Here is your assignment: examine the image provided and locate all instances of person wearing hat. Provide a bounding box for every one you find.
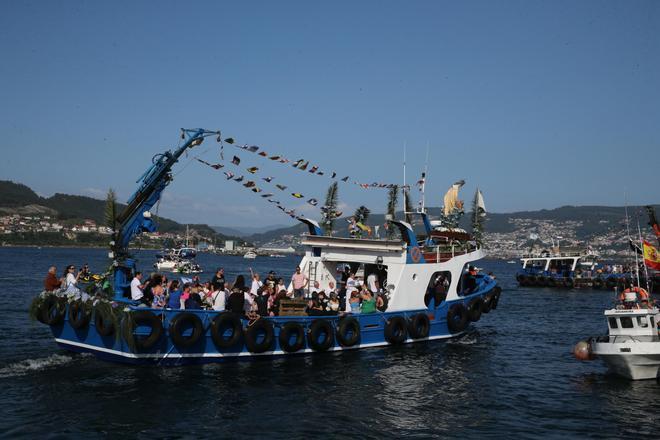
[464,266,478,294]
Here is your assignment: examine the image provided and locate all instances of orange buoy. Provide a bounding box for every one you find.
[573,340,594,361]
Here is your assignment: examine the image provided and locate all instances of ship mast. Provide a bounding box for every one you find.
[420,142,430,213]
[624,199,640,288]
[637,216,651,291]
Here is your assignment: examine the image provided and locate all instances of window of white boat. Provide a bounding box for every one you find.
[424,271,451,308]
[608,317,618,329]
[637,316,649,328]
[459,263,479,295]
[620,317,634,329]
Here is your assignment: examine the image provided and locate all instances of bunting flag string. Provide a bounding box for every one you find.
[224,138,398,189]
[195,158,224,169]
[195,156,314,220]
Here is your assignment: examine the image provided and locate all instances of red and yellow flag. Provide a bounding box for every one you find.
[643,240,660,270]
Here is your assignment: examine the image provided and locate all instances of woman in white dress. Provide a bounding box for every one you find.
[63,265,80,293]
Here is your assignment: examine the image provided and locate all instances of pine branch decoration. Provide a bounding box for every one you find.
[105,188,117,231]
[386,185,399,239]
[321,182,339,236]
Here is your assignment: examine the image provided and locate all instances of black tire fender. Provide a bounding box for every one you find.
[169,312,204,348]
[307,320,335,352]
[447,303,468,333]
[210,313,243,349]
[467,297,484,322]
[482,293,494,314]
[68,300,90,330]
[491,286,502,310]
[278,322,306,353]
[384,316,407,345]
[336,317,360,347]
[123,310,164,350]
[94,308,115,337]
[245,319,274,353]
[42,296,65,326]
[408,313,430,339]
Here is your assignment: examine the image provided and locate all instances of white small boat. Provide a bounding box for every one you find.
[243,251,257,259]
[154,247,200,272]
[175,259,203,274]
[577,289,660,380]
[269,254,285,258]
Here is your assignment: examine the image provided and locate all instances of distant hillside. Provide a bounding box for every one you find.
[246,204,660,244]
[212,224,292,238]
[0,180,235,240]
[0,181,42,207]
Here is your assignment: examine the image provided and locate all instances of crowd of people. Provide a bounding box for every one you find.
[44,264,390,318]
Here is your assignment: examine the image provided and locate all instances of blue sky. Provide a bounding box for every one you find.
[1,0,658,228]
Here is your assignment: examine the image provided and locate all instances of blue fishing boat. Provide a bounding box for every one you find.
[31,128,502,365]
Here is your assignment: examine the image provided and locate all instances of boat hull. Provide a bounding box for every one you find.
[45,283,500,365]
[592,342,660,380]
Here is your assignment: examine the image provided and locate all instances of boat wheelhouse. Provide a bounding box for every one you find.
[516,249,625,289]
[580,294,660,380]
[31,128,502,365]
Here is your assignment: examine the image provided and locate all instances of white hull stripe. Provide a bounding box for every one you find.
[55,333,459,360]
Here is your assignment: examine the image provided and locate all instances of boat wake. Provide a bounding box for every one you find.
[0,354,75,379]
[448,334,479,345]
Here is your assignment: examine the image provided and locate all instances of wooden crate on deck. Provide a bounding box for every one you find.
[279,299,307,316]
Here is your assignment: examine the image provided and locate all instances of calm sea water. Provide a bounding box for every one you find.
[0,247,659,439]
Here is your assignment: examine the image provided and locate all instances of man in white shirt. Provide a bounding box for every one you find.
[345,273,357,311]
[367,273,377,293]
[210,282,226,311]
[131,271,144,302]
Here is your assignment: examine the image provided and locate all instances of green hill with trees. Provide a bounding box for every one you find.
[0,180,235,242]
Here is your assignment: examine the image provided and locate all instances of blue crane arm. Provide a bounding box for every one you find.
[113,129,205,252]
[110,128,220,299]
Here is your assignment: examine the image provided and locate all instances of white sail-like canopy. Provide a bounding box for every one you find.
[476,189,486,216]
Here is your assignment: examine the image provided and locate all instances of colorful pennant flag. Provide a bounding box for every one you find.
[292,193,304,198]
[232,156,241,165]
[247,166,259,174]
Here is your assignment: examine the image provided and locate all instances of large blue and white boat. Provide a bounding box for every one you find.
[32,128,502,365]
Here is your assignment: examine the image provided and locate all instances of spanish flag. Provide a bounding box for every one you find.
[643,240,660,270]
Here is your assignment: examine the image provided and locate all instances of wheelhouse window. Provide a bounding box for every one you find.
[608,317,618,329]
[458,263,480,295]
[424,271,451,308]
[637,317,649,328]
[620,317,634,329]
